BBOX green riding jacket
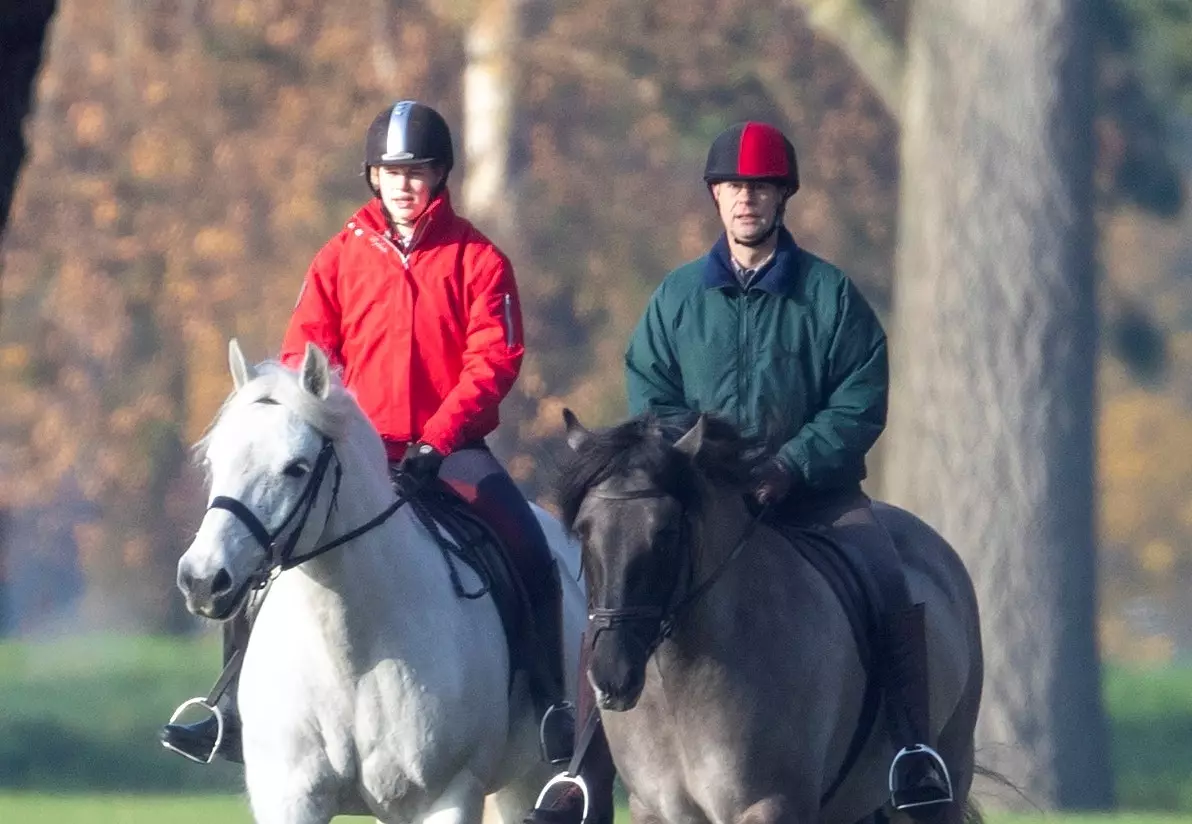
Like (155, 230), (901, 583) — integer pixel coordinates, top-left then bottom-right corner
(624, 227), (888, 494)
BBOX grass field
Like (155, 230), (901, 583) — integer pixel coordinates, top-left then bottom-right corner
(1, 794), (1190, 824)
(1, 634), (1190, 817)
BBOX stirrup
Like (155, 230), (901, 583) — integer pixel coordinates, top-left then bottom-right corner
(534, 771), (590, 824)
(539, 700), (575, 764)
(162, 697), (225, 765)
(888, 744), (953, 810)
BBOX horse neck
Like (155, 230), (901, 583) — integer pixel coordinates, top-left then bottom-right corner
(690, 485), (753, 582)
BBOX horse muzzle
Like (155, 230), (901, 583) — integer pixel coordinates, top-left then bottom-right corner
(177, 559), (251, 621)
(588, 630), (649, 711)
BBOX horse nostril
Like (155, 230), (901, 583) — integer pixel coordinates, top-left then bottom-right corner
(211, 568), (233, 596)
(179, 567), (197, 594)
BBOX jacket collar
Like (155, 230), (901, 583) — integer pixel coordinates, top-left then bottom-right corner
(702, 226), (805, 294)
(351, 190), (456, 250)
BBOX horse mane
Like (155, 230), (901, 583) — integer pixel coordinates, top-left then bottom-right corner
(195, 360), (366, 460)
(555, 411), (765, 531)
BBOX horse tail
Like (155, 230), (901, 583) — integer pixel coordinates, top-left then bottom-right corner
(966, 762), (1034, 823)
(960, 797), (984, 824)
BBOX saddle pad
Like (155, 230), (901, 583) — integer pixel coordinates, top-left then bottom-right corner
(772, 522), (885, 806)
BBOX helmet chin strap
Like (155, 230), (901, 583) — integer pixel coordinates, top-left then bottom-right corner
(732, 198), (787, 248)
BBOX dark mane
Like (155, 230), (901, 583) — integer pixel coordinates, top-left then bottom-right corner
(555, 411), (765, 531)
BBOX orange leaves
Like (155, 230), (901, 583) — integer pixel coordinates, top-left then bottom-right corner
(69, 102), (108, 147)
(192, 226), (247, 261)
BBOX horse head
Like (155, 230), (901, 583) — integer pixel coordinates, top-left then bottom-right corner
(561, 409), (747, 711)
(177, 339), (346, 620)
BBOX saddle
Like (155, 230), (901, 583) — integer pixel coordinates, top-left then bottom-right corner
(391, 471), (535, 691)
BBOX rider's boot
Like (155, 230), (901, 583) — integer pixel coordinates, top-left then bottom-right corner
(884, 601), (953, 812)
(532, 560), (576, 764)
(525, 632), (616, 824)
(160, 610), (248, 765)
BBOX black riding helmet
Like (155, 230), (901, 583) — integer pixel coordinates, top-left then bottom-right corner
(364, 100), (454, 198)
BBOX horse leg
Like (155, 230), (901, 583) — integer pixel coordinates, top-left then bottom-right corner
(418, 770), (488, 824)
(244, 777), (336, 824)
(628, 792), (662, 824)
(243, 744), (338, 824)
(732, 795), (817, 824)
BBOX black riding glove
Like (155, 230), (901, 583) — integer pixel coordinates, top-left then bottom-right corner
(399, 441), (445, 482)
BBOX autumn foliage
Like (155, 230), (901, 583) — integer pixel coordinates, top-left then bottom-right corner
(0, 0), (1187, 652)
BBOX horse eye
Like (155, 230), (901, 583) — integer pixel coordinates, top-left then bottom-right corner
(283, 460), (310, 479)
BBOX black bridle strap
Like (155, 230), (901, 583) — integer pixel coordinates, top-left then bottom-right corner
(205, 437), (410, 584)
(208, 438), (339, 572)
(585, 494), (768, 650)
(209, 496), (272, 549)
(660, 503), (768, 637)
(280, 493), (409, 570)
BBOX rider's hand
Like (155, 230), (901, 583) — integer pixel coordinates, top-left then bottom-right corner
(400, 441), (445, 482)
(752, 458), (793, 506)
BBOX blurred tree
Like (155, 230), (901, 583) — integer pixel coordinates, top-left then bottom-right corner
(793, 0), (1114, 810)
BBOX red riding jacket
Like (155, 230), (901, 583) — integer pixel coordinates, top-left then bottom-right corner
(280, 193), (525, 460)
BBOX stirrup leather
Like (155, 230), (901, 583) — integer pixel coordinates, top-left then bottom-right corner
(888, 743), (954, 810)
(534, 771), (590, 824)
(162, 697), (226, 765)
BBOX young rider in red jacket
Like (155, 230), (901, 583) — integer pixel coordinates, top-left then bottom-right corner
(161, 100), (574, 768)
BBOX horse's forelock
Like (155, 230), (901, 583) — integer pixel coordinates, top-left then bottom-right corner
(556, 412), (762, 531)
(195, 361), (358, 461)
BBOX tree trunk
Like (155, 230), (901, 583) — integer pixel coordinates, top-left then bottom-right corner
(460, 0), (528, 462)
(883, 0), (1113, 809)
(460, 0), (520, 242)
(0, 0), (56, 246)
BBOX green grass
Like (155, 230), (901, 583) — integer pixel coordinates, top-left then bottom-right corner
(1104, 664), (1192, 810)
(0, 634), (242, 793)
(0, 795), (1188, 824)
(1, 635), (1191, 811)
(0, 793), (253, 823)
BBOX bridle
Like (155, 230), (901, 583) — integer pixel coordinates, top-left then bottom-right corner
(207, 435), (409, 597)
(584, 485), (764, 658)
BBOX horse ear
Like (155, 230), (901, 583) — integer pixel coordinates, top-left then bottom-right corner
(229, 338), (256, 390)
(562, 408), (590, 451)
(674, 414), (707, 459)
(300, 342), (332, 400)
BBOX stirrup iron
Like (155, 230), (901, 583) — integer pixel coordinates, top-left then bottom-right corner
(888, 743), (953, 810)
(162, 697), (225, 765)
(539, 700), (575, 764)
(534, 771), (590, 824)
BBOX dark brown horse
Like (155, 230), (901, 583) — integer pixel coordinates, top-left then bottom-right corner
(558, 411), (983, 824)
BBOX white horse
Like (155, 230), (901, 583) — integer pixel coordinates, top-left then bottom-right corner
(176, 340), (586, 824)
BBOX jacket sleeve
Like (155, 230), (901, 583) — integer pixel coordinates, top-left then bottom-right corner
(279, 240), (344, 369)
(625, 285), (689, 418)
(419, 248), (524, 454)
(776, 277), (888, 490)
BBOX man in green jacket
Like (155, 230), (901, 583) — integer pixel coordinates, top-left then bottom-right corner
(526, 122), (952, 824)
(625, 121), (952, 813)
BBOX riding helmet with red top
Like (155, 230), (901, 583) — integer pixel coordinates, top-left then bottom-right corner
(703, 121), (800, 192)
